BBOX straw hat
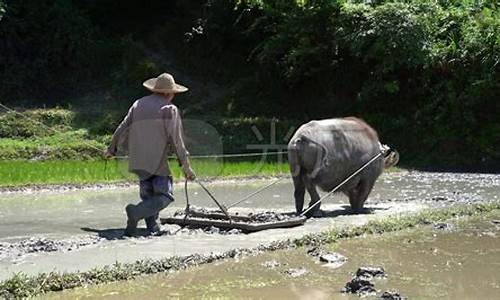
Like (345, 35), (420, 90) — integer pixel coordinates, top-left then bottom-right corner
(143, 73), (188, 94)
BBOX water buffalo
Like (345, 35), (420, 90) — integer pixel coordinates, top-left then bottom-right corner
(287, 117), (399, 217)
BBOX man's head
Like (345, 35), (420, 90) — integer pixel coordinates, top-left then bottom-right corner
(157, 92), (175, 102)
(143, 73), (188, 95)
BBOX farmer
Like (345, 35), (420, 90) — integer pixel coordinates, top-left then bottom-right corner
(104, 72), (196, 237)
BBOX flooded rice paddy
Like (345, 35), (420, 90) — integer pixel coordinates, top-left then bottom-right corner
(44, 210), (500, 299)
(0, 171), (499, 295)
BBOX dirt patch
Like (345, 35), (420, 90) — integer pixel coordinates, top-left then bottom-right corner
(381, 290), (407, 300)
(161, 224), (243, 235)
(356, 266), (386, 280)
(0, 236), (103, 261)
(342, 277), (377, 297)
(261, 260), (282, 269)
(174, 206), (297, 223)
(433, 222), (454, 231)
(307, 246), (347, 268)
(284, 267), (308, 278)
(342, 267), (409, 299)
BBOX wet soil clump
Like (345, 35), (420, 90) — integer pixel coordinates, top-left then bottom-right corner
(381, 290), (407, 300)
(342, 277), (377, 297)
(342, 266), (391, 297)
(0, 236), (103, 260)
(307, 246), (347, 268)
(356, 266), (386, 280)
(433, 222), (453, 230)
(175, 207), (297, 223)
(284, 267), (308, 278)
(261, 260), (281, 268)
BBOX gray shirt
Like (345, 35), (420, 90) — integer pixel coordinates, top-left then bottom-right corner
(108, 94), (190, 179)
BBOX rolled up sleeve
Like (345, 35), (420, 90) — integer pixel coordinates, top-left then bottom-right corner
(108, 104), (134, 154)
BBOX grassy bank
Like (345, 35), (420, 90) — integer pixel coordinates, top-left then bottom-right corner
(1, 201), (499, 298)
(0, 159), (290, 187)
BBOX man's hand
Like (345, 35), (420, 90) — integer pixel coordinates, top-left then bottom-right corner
(103, 149), (114, 159)
(183, 165), (196, 181)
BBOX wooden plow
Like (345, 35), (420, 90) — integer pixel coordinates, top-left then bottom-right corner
(160, 211), (307, 233)
(160, 178), (307, 233)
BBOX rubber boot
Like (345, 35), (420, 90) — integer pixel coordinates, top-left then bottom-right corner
(145, 214), (160, 235)
(124, 204), (138, 237)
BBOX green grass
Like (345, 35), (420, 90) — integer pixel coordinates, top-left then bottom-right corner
(0, 159), (290, 187)
(0, 130), (108, 160)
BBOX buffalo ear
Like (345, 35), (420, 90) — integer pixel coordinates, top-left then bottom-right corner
(384, 150), (399, 168)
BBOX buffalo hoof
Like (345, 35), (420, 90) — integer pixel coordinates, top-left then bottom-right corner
(304, 209), (323, 218)
(349, 207), (371, 215)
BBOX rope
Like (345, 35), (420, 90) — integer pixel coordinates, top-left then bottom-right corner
(189, 151), (288, 159)
(113, 151), (288, 160)
(194, 178), (231, 220)
(300, 151), (383, 217)
(184, 178), (190, 209)
(227, 176), (286, 209)
(183, 178), (191, 223)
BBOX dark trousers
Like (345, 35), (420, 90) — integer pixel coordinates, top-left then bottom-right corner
(133, 175), (174, 230)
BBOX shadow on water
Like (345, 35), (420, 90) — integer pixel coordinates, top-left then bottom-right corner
(315, 205), (387, 218)
(80, 227), (150, 240)
(79, 206), (382, 240)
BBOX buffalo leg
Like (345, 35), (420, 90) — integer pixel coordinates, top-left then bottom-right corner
(350, 180), (374, 213)
(305, 180), (322, 217)
(292, 175), (305, 215)
(347, 188), (360, 212)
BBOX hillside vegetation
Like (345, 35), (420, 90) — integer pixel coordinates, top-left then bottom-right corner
(0, 0), (498, 170)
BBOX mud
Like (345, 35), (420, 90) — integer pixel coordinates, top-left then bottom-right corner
(261, 260), (281, 268)
(160, 224), (243, 236)
(174, 206), (297, 224)
(0, 236), (103, 261)
(307, 246), (347, 268)
(0, 171), (498, 282)
(247, 211), (296, 223)
(284, 267), (308, 278)
(43, 211), (500, 299)
(0, 202), (422, 280)
(356, 266), (386, 280)
(381, 290), (407, 300)
(433, 222), (453, 230)
(342, 277), (377, 297)
(0, 223), (246, 262)
(342, 266), (387, 297)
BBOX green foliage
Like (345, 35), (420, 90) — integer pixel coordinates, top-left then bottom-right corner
(0, 159), (289, 187)
(0, 1), (5, 21)
(0, 0), (498, 169)
(185, 0), (499, 168)
(0, 108), (75, 138)
(0, 0), (97, 101)
(0, 1), (158, 105)
(0, 133), (106, 160)
(0, 108), (110, 160)
(206, 117), (299, 154)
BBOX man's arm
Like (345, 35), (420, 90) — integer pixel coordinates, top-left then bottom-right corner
(106, 104), (134, 156)
(165, 105), (196, 179)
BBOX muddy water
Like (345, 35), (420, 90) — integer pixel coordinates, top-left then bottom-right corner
(0, 172), (497, 240)
(45, 211), (500, 299)
(0, 171), (498, 280)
